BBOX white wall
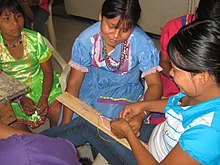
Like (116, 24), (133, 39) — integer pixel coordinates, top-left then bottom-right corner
(64, 0), (199, 35)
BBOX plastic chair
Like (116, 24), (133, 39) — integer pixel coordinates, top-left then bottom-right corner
(46, 0), (57, 49)
(44, 37), (70, 92)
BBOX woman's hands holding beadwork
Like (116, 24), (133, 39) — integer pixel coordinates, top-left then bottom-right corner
(37, 96), (49, 117)
(20, 96), (36, 116)
(119, 102), (146, 120)
(127, 114), (145, 137)
(110, 118), (134, 139)
(119, 102), (148, 137)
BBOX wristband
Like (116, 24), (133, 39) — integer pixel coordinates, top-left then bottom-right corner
(41, 94), (49, 98)
(143, 110), (148, 116)
(15, 95), (25, 106)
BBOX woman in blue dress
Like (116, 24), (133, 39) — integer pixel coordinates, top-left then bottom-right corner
(61, 0), (162, 129)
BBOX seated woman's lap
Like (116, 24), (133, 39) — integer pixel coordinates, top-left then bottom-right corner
(40, 117), (156, 165)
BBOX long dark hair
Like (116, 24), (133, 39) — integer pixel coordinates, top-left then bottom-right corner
(168, 19), (220, 84)
(101, 0), (141, 30)
(196, 0), (220, 23)
(0, 0), (23, 15)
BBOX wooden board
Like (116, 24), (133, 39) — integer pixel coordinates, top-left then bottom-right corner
(56, 92), (132, 150)
(0, 72), (30, 104)
(0, 101), (16, 125)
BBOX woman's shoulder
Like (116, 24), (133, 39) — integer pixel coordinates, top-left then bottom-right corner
(131, 26), (157, 50)
(161, 14), (195, 35)
(22, 28), (45, 44)
(132, 27), (152, 42)
(22, 28), (39, 37)
(22, 28), (43, 42)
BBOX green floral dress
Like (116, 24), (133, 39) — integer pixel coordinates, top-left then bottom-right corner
(0, 28), (61, 128)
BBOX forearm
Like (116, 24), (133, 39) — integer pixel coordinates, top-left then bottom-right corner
(159, 52), (172, 77)
(160, 61), (172, 77)
(144, 71), (163, 101)
(42, 73), (53, 97)
(125, 130), (158, 165)
(0, 123), (31, 139)
(144, 84), (162, 101)
(138, 99), (167, 114)
(41, 60), (54, 97)
(61, 70), (83, 123)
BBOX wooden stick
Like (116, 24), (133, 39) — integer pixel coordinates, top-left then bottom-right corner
(57, 92), (132, 150)
(57, 92), (148, 150)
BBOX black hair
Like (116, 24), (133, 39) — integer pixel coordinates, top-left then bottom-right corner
(101, 0), (141, 29)
(0, 0), (24, 16)
(168, 19), (220, 84)
(196, 0), (220, 23)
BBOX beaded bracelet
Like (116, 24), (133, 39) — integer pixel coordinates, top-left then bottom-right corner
(143, 110), (148, 116)
(41, 94), (49, 98)
(15, 95), (26, 106)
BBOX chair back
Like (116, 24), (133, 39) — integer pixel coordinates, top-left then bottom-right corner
(44, 37), (70, 92)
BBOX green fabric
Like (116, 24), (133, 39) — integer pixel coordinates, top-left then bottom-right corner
(0, 28), (61, 127)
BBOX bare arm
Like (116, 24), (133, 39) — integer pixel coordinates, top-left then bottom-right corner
(161, 143), (201, 165)
(17, 0), (39, 6)
(18, 59), (53, 116)
(128, 71), (162, 136)
(40, 59), (53, 98)
(144, 71), (162, 100)
(37, 59), (53, 115)
(0, 122), (31, 139)
(127, 129), (158, 165)
(111, 119), (158, 164)
(120, 99), (168, 120)
(159, 52), (171, 77)
(111, 119), (200, 165)
(61, 68), (85, 124)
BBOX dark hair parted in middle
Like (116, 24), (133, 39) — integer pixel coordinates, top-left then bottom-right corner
(0, 0), (23, 16)
(101, 0), (141, 30)
(168, 19), (220, 84)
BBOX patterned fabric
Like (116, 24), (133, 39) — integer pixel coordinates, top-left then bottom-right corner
(148, 93), (220, 164)
(0, 28), (62, 127)
(69, 22), (162, 118)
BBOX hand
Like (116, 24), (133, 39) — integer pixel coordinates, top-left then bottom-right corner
(128, 113), (145, 137)
(18, 0), (34, 6)
(37, 96), (49, 117)
(119, 102), (145, 120)
(20, 96), (36, 116)
(110, 118), (134, 139)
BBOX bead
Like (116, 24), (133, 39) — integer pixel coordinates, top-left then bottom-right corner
(102, 39), (128, 72)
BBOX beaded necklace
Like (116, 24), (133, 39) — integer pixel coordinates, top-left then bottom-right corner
(4, 39), (22, 48)
(102, 39), (128, 72)
(1, 34), (33, 84)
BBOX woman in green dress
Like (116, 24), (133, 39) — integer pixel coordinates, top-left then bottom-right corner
(0, 0), (62, 131)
